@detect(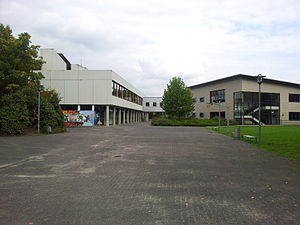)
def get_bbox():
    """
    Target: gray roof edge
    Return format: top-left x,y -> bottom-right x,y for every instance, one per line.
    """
188,74 -> 300,89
